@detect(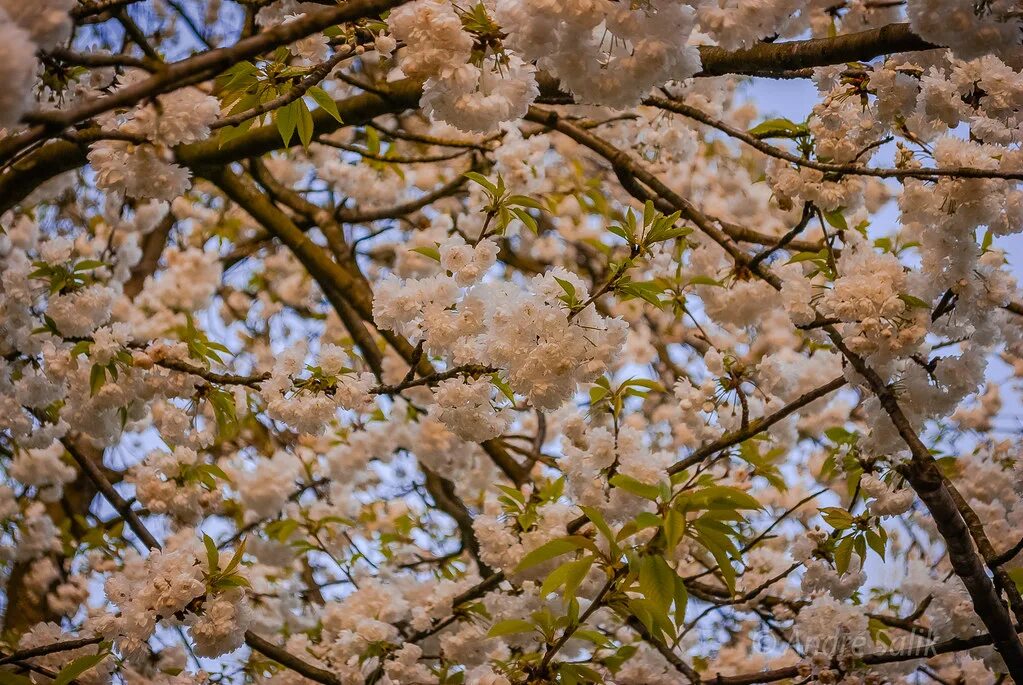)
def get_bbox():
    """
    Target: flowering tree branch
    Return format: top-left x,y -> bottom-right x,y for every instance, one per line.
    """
5,3 -> 1023,685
